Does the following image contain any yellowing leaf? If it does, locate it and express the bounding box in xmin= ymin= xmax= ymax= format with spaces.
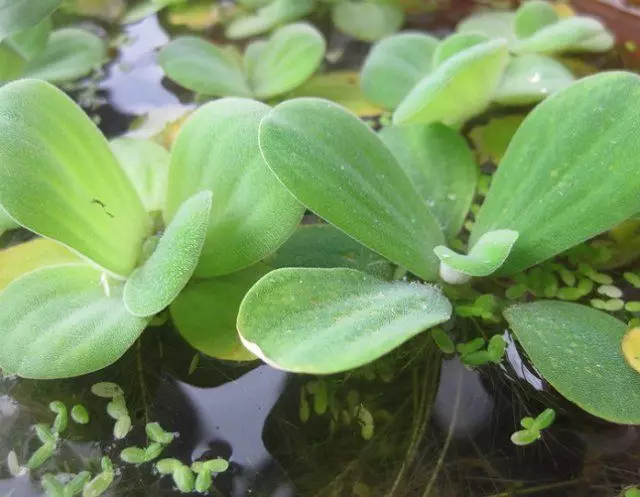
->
xmin=622 ymin=327 xmax=640 ymax=374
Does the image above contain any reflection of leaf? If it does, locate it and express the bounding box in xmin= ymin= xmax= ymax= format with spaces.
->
xmin=238 ymin=267 xmax=452 ymax=374
xmin=505 ymin=300 xmax=640 ymax=424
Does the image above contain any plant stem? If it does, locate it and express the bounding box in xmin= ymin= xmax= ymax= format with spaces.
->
xmin=482 ymin=478 xmax=583 ymax=497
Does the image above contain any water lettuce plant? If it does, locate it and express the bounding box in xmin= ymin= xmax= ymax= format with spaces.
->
xmin=0 ymin=78 xmax=302 ymax=377
xmin=241 ymin=70 xmax=640 ymax=423
xmin=0 ymin=1 xmax=106 ymax=84
xmin=159 ymin=22 xmax=326 ymax=100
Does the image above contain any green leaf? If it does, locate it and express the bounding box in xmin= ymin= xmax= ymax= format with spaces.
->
xmin=393 ymin=39 xmax=509 ymax=127
xmin=471 ymin=72 xmax=640 ymax=275
xmin=122 ymin=0 xmax=180 ymax=24
xmin=248 ymin=22 xmax=325 ymax=99
xmin=243 ymin=39 xmax=267 ymax=76
xmin=532 ymin=408 xmax=556 ymax=430
xmin=264 ymin=223 xmax=395 ymax=280
xmin=0 ymin=238 xmax=80 ymax=292
xmin=124 ymin=191 xmax=212 ymax=317
xmin=332 ymin=1 xmax=404 ymax=42
xmin=435 ymin=230 xmax=519 ymax=279
xmin=158 ymin=36 xmax=251 ymax=97
xmin=110 ymin=138 xmax=169 ymax=213
xmin=0 ymin=264 xmax=149 ymax=379
xmin=0 ymin=42 xmax=27 ymax=82
xmin=379 ymin=123 xmax=477 ymax=239
xmin=23 ymin=28 xmax=106 ymax=83
xmin=225 ymin=0 xmax=315 ymax=40
xmin=510 ymin=429 xmax=540 ymax=446
xmin=170 ymin=263 xmax=269 ymax=361
xmin=258 ymin=98 xmax=444 ymax=281
xmin=0 ymin=79 xmax=149 ymax=277
xmin=0 ymin=0 xmax=61 ymax=41
xmin=432 ymin=32 xmax=488 ymax=67
xmin=166 ymin=98 xmax=303 ymax=277
xmin=6 ymin=17 xmax=51 ymax=61
xmin=513 ymin=0 xmax=558 ymax=40
xmin=512 ymin=17 xmax=614 ymax=55
xmin=360 ymin=32 xmax=439 ymax=110
xmin=469 ymin=115 xmax=525 ymax=163
xmin=237 ymin=267 xmax=452 ymax=374
xmin=504 ymin=300 xmax=640 ymax=424
xmin=456 ymin=11 xmax=515 ymax=43
xmin=494 ymin=54 xmax=575 ymax=106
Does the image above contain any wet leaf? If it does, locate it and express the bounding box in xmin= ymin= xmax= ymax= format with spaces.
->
xmin=435 ymin=230 xmax=519 ymax=278
xmin=0 ymin=264 xmax=149 ymax=379
xmin=124 ymin=191 xmax=212 ymax=317
xmin=504 ymin=300 xmax=640 ymax=424
xmin=259 ymin=98 xmax=444 ymax=280
xmin=0 ymin=0 xmax=60 ymax=41
xmin=0 ymin=79 xmax=149 ymax=277
xmin=360 ymin=32 xmax=438 ymax=110
xmin=332 ymin=1 xmax=404 ymax=42
xmin=170 ymin=263 xmax=269 ymax=361
xmin=158 ymin=37 xmax=251 ymax=97
xmin=393 ymin=39 xmax=509 ymax=127
xmin=248 ymin=22 xmax=325 ymax=99
xmin=472 ymin=72 xmax=640 ymax=275
xmin=23 ymin=28 xmax=106 ymax=83
xmin=237 ymin=267 xmax=452 ymax=374
xmin=379 ymin=123 xmax=477 ymax=239
xmin=166 ymin=98 xmax=303 ymax=277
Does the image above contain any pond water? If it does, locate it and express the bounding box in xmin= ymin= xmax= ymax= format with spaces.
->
xmin=2 ymin=6 xmax=640 ymax=497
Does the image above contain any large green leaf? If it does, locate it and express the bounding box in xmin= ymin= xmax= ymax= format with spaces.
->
xmin=332 ymin=1 xmax=404 ymax=42
xmin=264 ymin=223 xmax=395 ymax=280
xmin=456 ymin=11 xmax=515 ymax=42
xmin=225 ymin=0 xmax=315 ymax=40
xmin=0 ymin=0 xmax=61 ymax=41
xmin=248 ymin=23 xmax=325 ymax=99
xmin=393 ymin=39 xmax=509 ymax=127
xmin=258 ymin=98 xmax=444 ymax=281
xmin=471 ymin=72 xmax=640 ymax=275
xmin=124 ymin=191 xmax=212 ymax=317
xmin=0 ymin=79 xmax=149 ymax=277
xmin=158 ymin=36 xmax=251 ymax=97
xmin=237 ymin=267 xmax=452 ymax=373
xmin=170 ymin=263 xmax=269 ymax=361
xmin=23 ymin=28 xmax=106 ymax=83
xmin=504 ymin=300 xmax=640 ymax=424
xmin=110 ymin=138 xmax=169 ymax=214
xmin=6 ymin=17 xmax=51 ymax=61
xmin=494 ymin=54 xmax=575 ymax=106
xmin=166 ymin=98 xmax=303 ymax=277
xmin=379 ymin=123 xmax=477 ymax=239
xmin=432 ymin=32 xmax=488 ymax=67
xmin=360 ymin=32 xmax=439 ymax=110
xmin=0 ymin=264 xmax=149 ymax=379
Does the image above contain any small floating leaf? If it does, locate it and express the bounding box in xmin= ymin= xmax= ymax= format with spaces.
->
xmin=172 ymin=465 xmax=195 ymax=493
xmin=435 ymin=230 xmax=519 ymax=280
xmin=49 ymin=401 xmax=68 ymax=434
xmin=41 ymin=474 xmax=65 ymax=497
xmin=143 ymin=443 xmax=164 ymax=462
xmin=113 ymin=415 xmax=132 ymax=440
xmin=195 ymin=469 xmax=212 ymax=493
xmin=91 ymin=382 xmax=123 ymax=398
xmin=510 ymin=429 xmax=541 ymax=446
xmin=120 ymin=447 xmax=146 ymax=464
xmin=64 ymin=471 xmax=91 ymax=496
xmin=106 ymin=395 xmax=128 ymax=420
xmin=35 ymin=424 xmax=57 ymax=444
xmin=71 ymin=405 xmax=90 ymax=425
xmin=532 ymin=408 xmax=556 ymax=430
xmin=146 ymin=422 xmax=175 ymax=445
xmin=27 ymin=441 xmax=55 ymax=469
xmin=203 ymin=458 xmax=229 ymax=473
xmin=431 ymin=328 xmax=455 ymax=354
xmin=156 ymin=458 xmax=182 ymax=475
xmin=237 ymin=267 xmax=452 ymax=374
xmin=82 ymin=468 xmax=113 ymax=497
xmin=7 ymin=450 xmax=20 ymax=476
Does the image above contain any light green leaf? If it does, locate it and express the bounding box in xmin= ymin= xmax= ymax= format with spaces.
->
xmin=512 ymin=17 xmax=614 ymax=55
xmin=0 ymin=79 xmax=149 ymax=277
xmin=23 ymin=28 xmax=106 ymax=83
xmin=471 ymin=72 xmax=640 ymax=275
xmin=434 ymin=229 xmax=518 ymax=280
xmin=0 ymin=264 xmax=149 ymax=379
xmin=494 ymin=54 xmax=575 ymax=106
xmin=6 ymin=17 xmax=51 ymax=61
xmin=258 ymin=98 xmax=444 ymax=281
xmin=456 ymin=11 xmax=515 ymax=42
xmin=513 ymin=0 xmax=558 ymax=40
xmin=379 ymin=123 xmax=477 ymax=239
xmin=393 ymin=39 xmax=509 ymax=127
xmin=225 ymin=0 xmax=315 ymax=39
xmin=264 ymin=223 xmax=395 ymax=280
xmin=124 ymin=191 xmax=212 ymax=317
xmin=158 ymin=36 xmax=251 ymax=97
xmin=166 ymin=98 xmax=303 ymax=277
xmin=122 ymin=0 xmax=181 ymax=24
xmin=110 ymin=138 xmax=169 ymax=213
xmin=504 ymin=300 xmax=640 ymax=424
xmin=243 ymin=39 xmax=267 ymax=76
xmin=0 ymin=206 xmax=18 ymax=235
xmin=170 ymin=263 xmax=269 ymax=361
xmin=360 ymin=32 xmax=439 ymax=110
xmin=0 ymin=0 xmax=61 ymax=41
xmin=249 ymin=22 xmax=325 ymax=99
xmin=332 ymin=1 xmax=404 ymax=42
xmin=432 ymin=32 xmax=488 ymax=67
xmin=237 ymin=267 xmax=452 ymax=374
xmin=0 ymin=42 xmax=27 ymax=82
